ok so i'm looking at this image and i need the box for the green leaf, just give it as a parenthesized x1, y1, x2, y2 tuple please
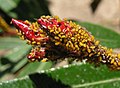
(76, 22, 120, 48)
(0, 0, 51, 19)
(2, 46, 30, 62)
(1, 63, 120, 88)
(11, 57, 28, 73)
(0, 76, 33, 88)
(0, 0, 20, 17)
(0, 0, 19, 12)
(18, 61, 52, 77)
(0, 37, 27, 49)
(0, 37, 52, 80)
(0, 37, 31, 77)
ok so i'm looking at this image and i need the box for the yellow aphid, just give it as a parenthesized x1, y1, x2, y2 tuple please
(17, 32, 22, 35)
(55, 42, 60, 45)
(20, 35, 25, 40)
(16, 29, 19, 32)
(79, 42, 84, 47)
(37, 42, 41, 45)
(32, 41, 36, 45)
(71, 37, 75, 41)
(63, 18, 67, 21)
(46, 16, 51, 19)
(118, 54, 120, 58)
(80, 36, 84, 39)
(55, 30, 59, 34)
(114, 62, 117, 66)
(60, 39, 62, 41)
(54, 36, 59, 40)
(87, 48, 91, 53)
(61, 35, 66, 38)
(75, 45, 79, 48)
(83, 44, 86, 47)
(97, 52, 101, 55)
(50, 29, 54, 33)
(90, 46, 95, 49)
(41, 15, 46, 18)
(66, 43, 69, 47)
(25, 20, 31, 24)
(89, 53, 93, 57)
(109, 48, 113, 52)
(39, 29, 44, 33)
(70, 43, 74, 49)
(40, 34, 45, 37)
(69, 21, 73, 26)
(95, 40, 100, 45)
(91, 35, 94, 41)
(54, 15, 59, 19)
(68, 41, 72, 45)
(111, 59, 114, 64)
(71, 29, 75, 32)
(27, 40, 31, 44)
(41, 58, 48, 62)
(107, 53, 112, 57)
(58, 28, 61, 32)
(118, 62, 120, 66)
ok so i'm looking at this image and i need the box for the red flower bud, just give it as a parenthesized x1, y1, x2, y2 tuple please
(11, 18, 49, 45)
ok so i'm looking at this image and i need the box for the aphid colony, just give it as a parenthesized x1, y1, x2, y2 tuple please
(12, 16, 120, 70)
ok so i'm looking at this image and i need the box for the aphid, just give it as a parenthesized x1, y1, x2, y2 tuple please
(12, 16, 120, 70)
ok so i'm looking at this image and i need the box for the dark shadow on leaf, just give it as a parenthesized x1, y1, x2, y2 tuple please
(1, 57, 14, 65)
(11, 0, 51, 21)
(0, 57, 15, 77)
(29, 73, 71, 88)
(0, 54, 28, 77)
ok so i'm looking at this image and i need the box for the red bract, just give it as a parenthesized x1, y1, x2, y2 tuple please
(12, 18, 50, 61)
(37, 17, 71, 34)
(12, 19, 49, 44)
(12, 18, 30, 33)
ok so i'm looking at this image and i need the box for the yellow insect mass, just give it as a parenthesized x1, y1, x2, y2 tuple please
(12, 16, 120, 70)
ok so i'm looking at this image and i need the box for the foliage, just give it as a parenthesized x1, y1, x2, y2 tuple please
(1, 63, 120, 88)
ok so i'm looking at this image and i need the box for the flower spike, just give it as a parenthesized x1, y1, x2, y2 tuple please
(12, 16, 120, 70)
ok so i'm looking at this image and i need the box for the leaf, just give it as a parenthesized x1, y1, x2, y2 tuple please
(0, 37, 52, 80)
(11, 57, 28, 73)
(0, 0, 19, 12)
(18, 61, 52, 77)
(0, 37, 31, 63)
(0, 0, 51, 19)
(1, 63, 120, 88)
(0, 37, 27, 49)
(0, 0, 20, 17)
(0, 37, 31, 77)
(0, 76, 33, 88)
(76, 22, 120, 48)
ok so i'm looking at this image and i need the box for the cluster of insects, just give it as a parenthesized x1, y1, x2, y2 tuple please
(12, 15, 120, 70)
